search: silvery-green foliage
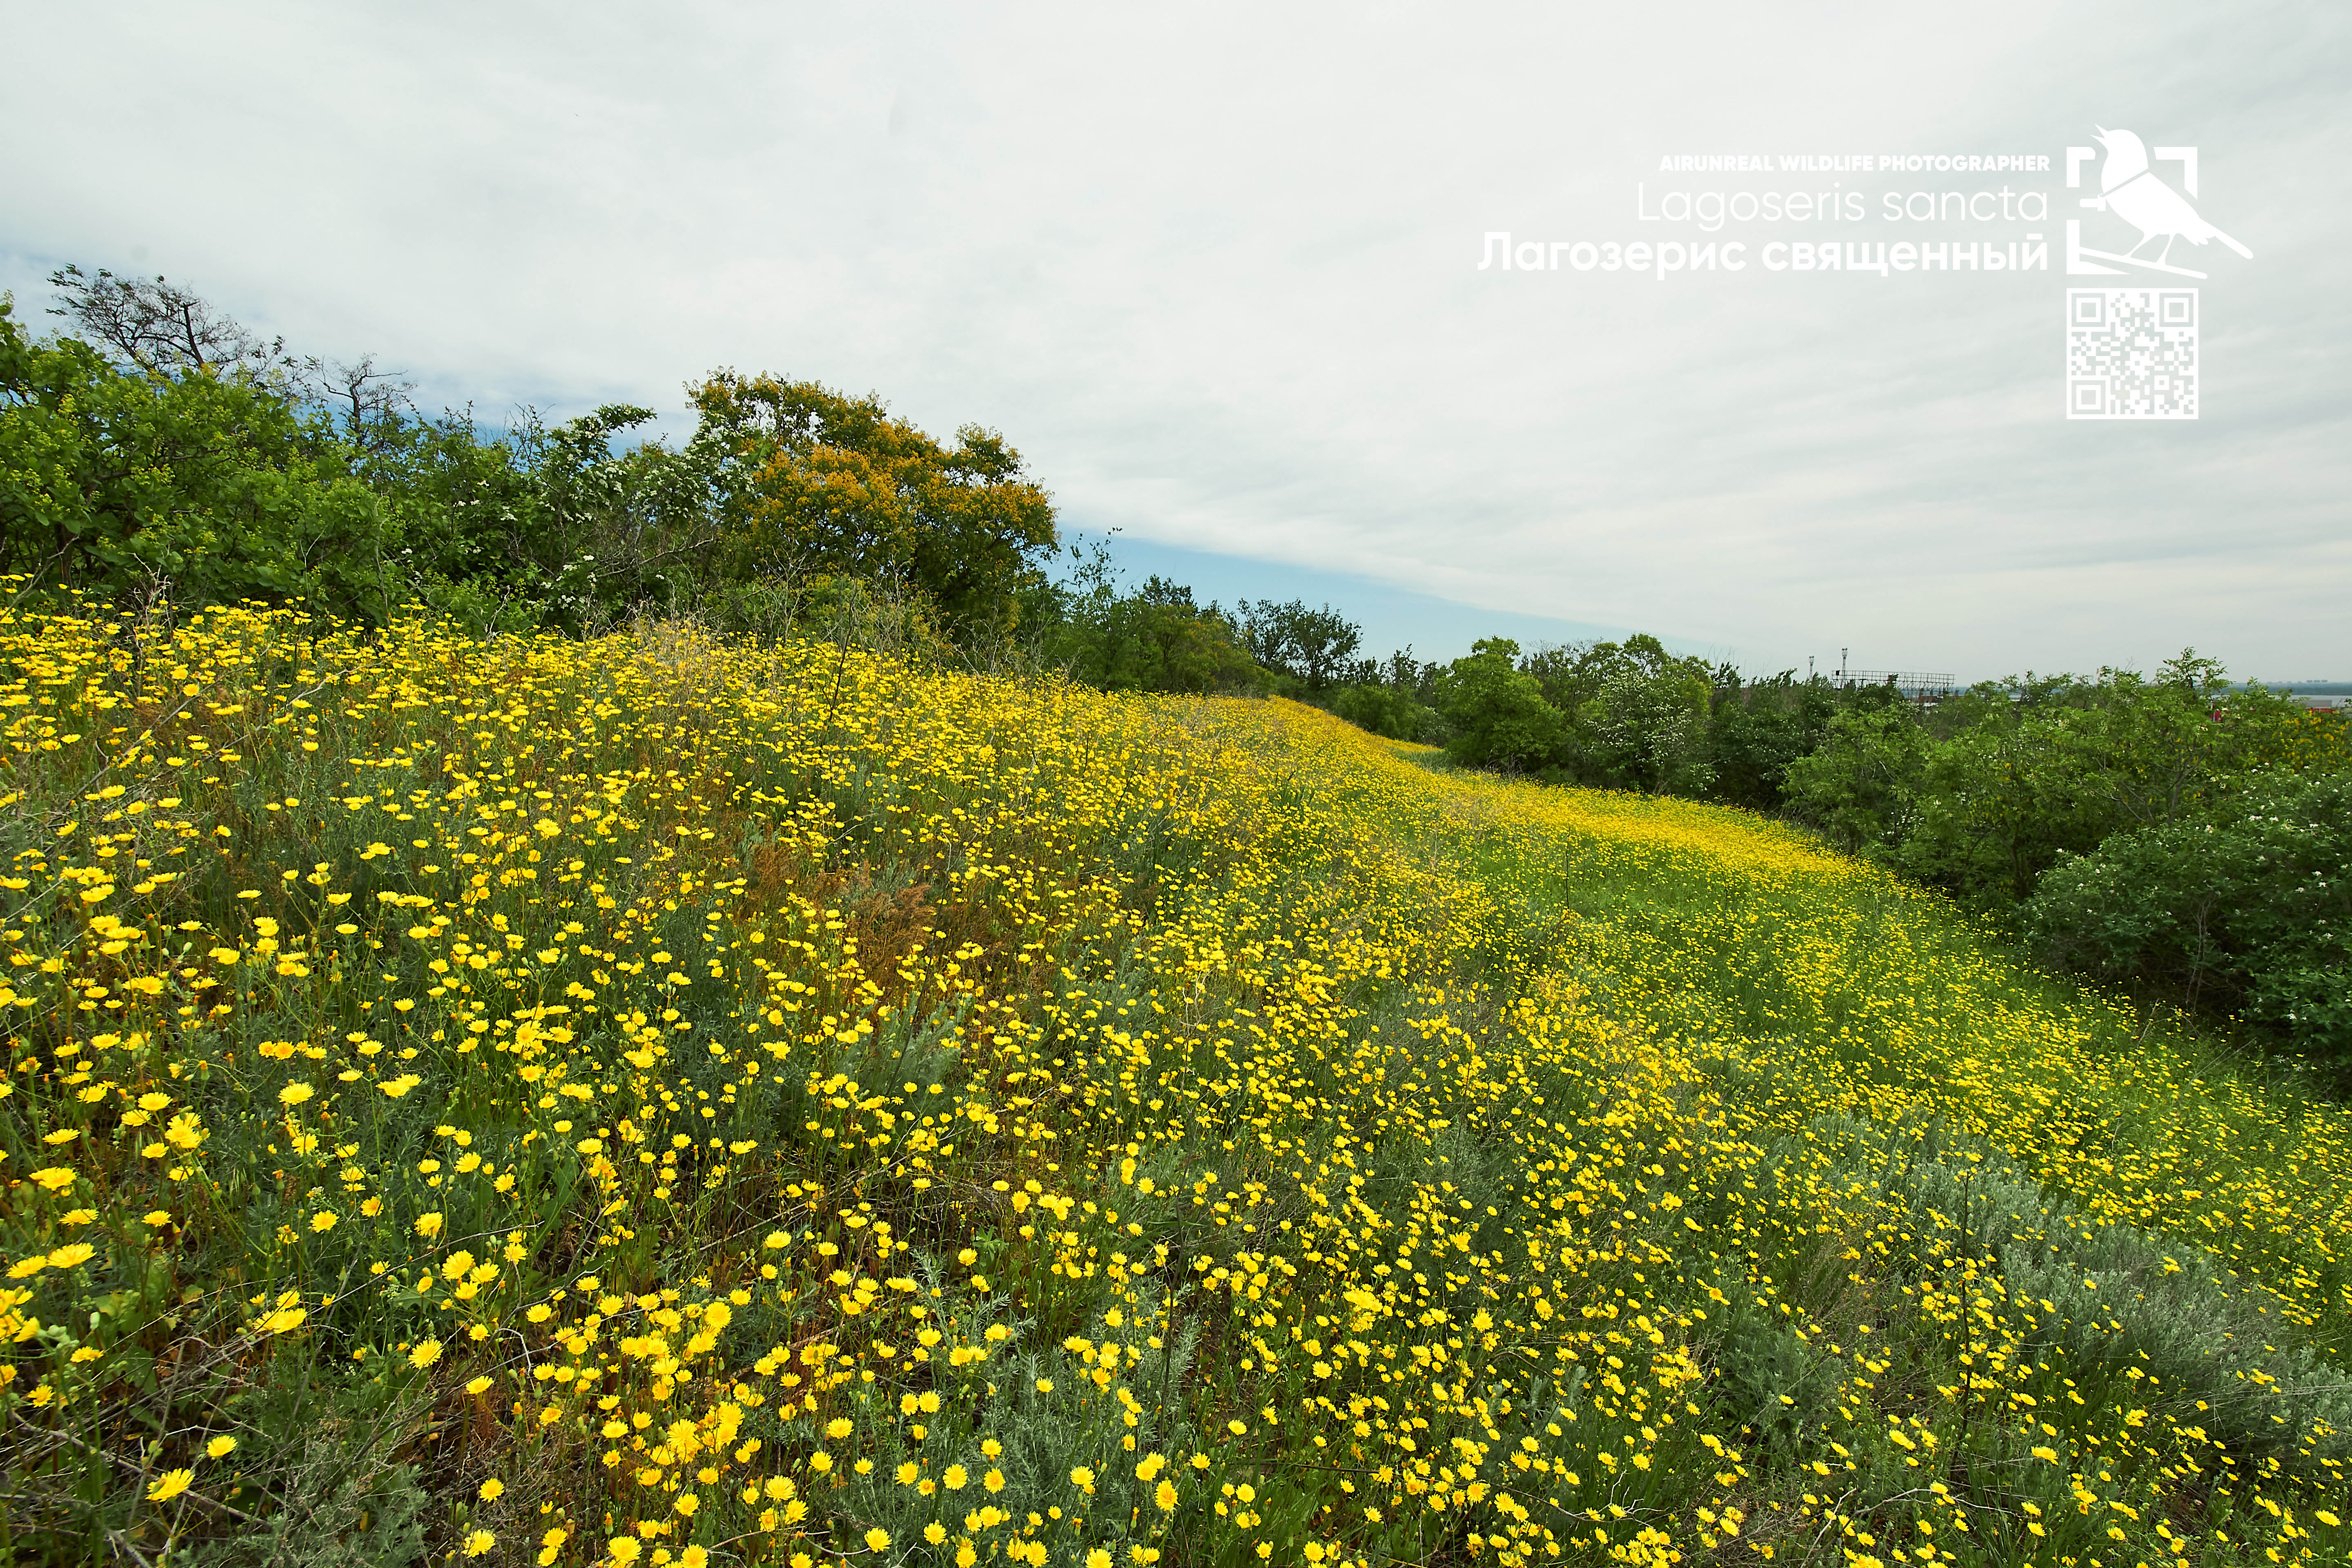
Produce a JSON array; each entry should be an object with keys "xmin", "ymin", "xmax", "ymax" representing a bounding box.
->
[{"xmin": 1805, "ymin": 1113, "xmax": 2351, "ymax": 1461}]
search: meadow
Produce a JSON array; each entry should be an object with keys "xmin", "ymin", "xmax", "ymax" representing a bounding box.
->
[{"xmin": 1, "ymin": 601, "xmax": 2345, "ymax": 1568}]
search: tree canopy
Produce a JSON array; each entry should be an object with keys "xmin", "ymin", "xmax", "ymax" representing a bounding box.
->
[
  {"xmin": 3, "ymin": 277, "xmax": 1060, "ymax": 641},
  {"xmin": 692, "ymin": 373, "xmax": 1056, "ymax": 637}
]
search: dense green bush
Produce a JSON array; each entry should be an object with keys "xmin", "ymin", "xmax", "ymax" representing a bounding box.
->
[
  {"xmin": 2025, "ymin": 770, "xmax": 2352, "ymax": 1062},
  {"xmin": 1703, "ymin": 671, "xmax": 1839, "ymax": 811},
  {"xmin": 1433, "ymin": 637, "xmax": 1564, "ymax": 771},
  {"xmin": 1018, "ymin": 561, "xmax": 1264, "ymax": 694},
  {"xmin": 0, "ymin": 301, "xmax": 400, "ymax": 619},
  {"xmin": 1325, "ymin": 681, "xmax": 1440, "ymax": 742},
  {"xmin": 1784, "ymin": 659, "xmax": 2339, "ymax": 906},
  {"xmin": 1508, "ymin": 634, "xmax": 1718, "ymax": 792}
]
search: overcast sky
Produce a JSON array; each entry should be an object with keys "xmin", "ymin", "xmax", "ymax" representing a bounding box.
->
[{"xmin": 4, "ymin": 2, "xmax": 2345, "ymax": 679}]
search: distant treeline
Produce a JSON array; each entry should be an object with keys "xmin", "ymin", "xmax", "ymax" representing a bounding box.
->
[{"xmin": 5, "ymin": 267, "xmax": 2345, "ymax": 1071}]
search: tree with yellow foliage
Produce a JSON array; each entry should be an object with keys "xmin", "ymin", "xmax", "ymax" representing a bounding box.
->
[{"xmin": 691, "ymin": 372, "xmax": 1056, "ymax": 637}]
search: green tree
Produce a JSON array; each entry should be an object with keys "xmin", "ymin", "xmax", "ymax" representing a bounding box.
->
[
  {"xmin": 518, "ymin": 404, "xmax": 729, "ymax": 629},
  {"xmin": 1517, "ymin": 640, "xmax": 1603, "ymax": 714},
  {"xmin": 1019, "ymin": 548, "xmax": 1261, "ymax": 695},
  {"xmin": 1577, "ymin": 636, "xmax": 1715, "ymax": 794},
  {"xmin": 1707, "ymin": 670, "xmax": 1839, "ymax": 810},
  {"xmin": 1898, "ymin": 660, "xmax": 2320, "ymax": 903},
  {"xmin": 1329, "ymin": 682, "xmax": 1440, "ymax": 742},
  {"xmin": 1520, "ymin": 634, "xmax": 1715, "ymax": 793},
  {"xmin": 1237, "ymin": 599, "xmax": 1362, "ymax": 692},
  {"xmin": 1435, "ymin": 638, "xmax": 1565, "ymax": 771},
  {"xmin": 1780, "ymin": 705, "xmax": 1932, "ymax": 857},
  {"xmin": 0, "ymin": 299, "xmax": 399, "ymax": 619},
  {"xmin": 1117, "ymin": 577, "xmax": 1262, "ymax": 693}
]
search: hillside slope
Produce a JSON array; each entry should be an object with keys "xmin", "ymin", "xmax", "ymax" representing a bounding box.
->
[{"xmin": 2, "ymin": 606, "xmax": 2345, "ymax": 1567}]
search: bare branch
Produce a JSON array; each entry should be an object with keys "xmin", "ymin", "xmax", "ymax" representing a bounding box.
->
[{"xmin": 47, "ymin": 263, "xmax": 287, "ymax": 379}]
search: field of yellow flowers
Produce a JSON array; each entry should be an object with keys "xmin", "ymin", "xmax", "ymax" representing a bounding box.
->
[{"xmin": 2, "ymin": 601, "xmax": 2346, "ymax": 1568}]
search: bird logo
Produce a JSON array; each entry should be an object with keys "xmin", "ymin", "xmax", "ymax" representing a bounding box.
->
[{"xmin": 2067, "ymin": 128, "xmax": 2251, "ymax": 279}]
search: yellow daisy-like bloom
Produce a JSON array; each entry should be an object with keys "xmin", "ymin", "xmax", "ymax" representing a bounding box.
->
[
  {"xmin": 464, "ymin": 1530, "xmax": 495, "ymax": 1558},
  {"xmin": 864, "ymin": 1528, "xmax": 891, "ymax": 1551},
  {"xmin": 414, "ymin": 1212, "xmax": 443, "ymax": 1238},
  {"xmin": 408, "ymin": 1338, "xmax": 442, "ymax": 1369},
  {"xmin": 206, "ymin": 1436, "xmax": 237, "ymax": 1459},
  {"xmin": 1156, "ymin": 1479, "xmax": 1179, "ymax": 1511},
  {"xmin": 147, "ymin": 1468, "xmax": 194, "ymax": 1503},
  {"xmin": 309, "ymin": 1211, "xmax": 336, "ymax": 1232},
  {"xmin": 480, "ymin": 1477, "xmax": 504, "ymax": 1501},
  {"xmin": 606, "ymin": 1539, "xmax": 641, "ymax": 1564},
  {"xmin": 826, "ymin": 1417, "xmax": 853, "ymax": 1439},
  {"xmin": 277, "ymin": 1081, "xmax": 314, "ymax": 1106},
  {"xmin": 925, "ymin": 1523, "xmax": 947, "ymax": 1544},
  {"xmin": 942, "ymin": 1464, "xmax": 967, "ymax": 1490}
]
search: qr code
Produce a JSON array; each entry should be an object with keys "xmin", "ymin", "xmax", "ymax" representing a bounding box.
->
[{"xmin": 2066, "ymin": 289, "xmax": 2196, "ymax": 419}]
